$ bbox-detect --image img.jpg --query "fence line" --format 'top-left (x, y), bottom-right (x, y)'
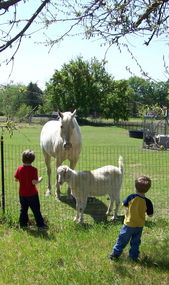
top-left (1, 142), bottom-right (169, 223)
top-left (0, 136), bottom-right (5, 214)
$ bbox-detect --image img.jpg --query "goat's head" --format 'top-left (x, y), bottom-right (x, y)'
top-left (57, 165), bottom-right (69, 185)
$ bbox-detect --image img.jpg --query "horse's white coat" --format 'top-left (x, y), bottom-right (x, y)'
top-left (40, 110), bottom-right (82, 199)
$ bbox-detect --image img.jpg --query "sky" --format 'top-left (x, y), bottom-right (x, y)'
top-left (0, 2), bottom-right (169, 90)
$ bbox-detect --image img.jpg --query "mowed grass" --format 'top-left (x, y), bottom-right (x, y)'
top-left (0, 123), bottom-right (169, 284)
top-left (0, 218), bottom-right (169, 285)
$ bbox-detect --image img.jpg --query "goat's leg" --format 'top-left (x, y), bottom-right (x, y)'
top-left (106, 196), bottom-right (114, 216)
top-left (66, 186), bottom-right (72, 200)
top-left (75, 198), bottom-right (87, 223)
top-left (67, 159), bottom-right (78, 201)
top-left (73, 198), bottom-right (80, 222)
top-left (113, 197), bottom-right (120, 220)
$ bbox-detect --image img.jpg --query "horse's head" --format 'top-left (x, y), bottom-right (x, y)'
top-left (58, 110), bottom-right (76, 149)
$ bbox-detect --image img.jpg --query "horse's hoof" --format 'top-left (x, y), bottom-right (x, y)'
top-left (45, 191), bottom-right (51, 197)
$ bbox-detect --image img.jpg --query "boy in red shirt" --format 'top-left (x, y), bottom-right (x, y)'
top-left (14, 149), bottom-right (48, 231)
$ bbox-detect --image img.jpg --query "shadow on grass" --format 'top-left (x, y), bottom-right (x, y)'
top-left (60, 195), bottom-right (124, 225)
top-left (140, 255), bottom-right (169, 272)
top-left (145, 220), bottom-right (156, 228)
top-left (24, 227), bottom-right (51, 239)
top-left (16, 217), bottom-right (58, 240)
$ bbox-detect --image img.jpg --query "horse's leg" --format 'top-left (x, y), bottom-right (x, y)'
top-left (43, 151), bottom-right (51, 196)
top-left (55, 178), bottom-right (61, 201)
top-left (55, 159), bottom-right (63, 201)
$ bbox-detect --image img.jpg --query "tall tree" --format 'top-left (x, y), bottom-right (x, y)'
top-left (102, 80), bottom-right (133, 122)
top-left (128, 77), bottom-right (169, 116)
top-left (43, 57), bottom-right (113, 117)
top-left (25, 82), bottom-right (43, 110)
top-left (43, 57), bottom-right (134, 120)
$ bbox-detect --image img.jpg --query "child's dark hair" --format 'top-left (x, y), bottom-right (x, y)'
top-left (22, 149), bottom-right (35, 164)
top-left (135, 176), bottom-right (151, 193)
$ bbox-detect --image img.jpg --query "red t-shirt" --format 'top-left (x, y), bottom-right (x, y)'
top-left (14, 165), bottom-right (38, 196)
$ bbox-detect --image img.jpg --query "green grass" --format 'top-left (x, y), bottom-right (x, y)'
top-left (0, 219), bottom-right (169, 285)
top-left (1, 123), bottom-right (169, 221)
top-left (0, 123), bottom-right (169, 284)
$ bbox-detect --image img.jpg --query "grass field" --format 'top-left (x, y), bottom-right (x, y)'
top-left (0, 123), bottom-right (169, 284)
top-left (1, 123), bottom-right (169, 222)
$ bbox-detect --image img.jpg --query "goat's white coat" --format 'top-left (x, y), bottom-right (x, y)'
top-left (57, 156), bottom-right (124, 223)
top-left (40, 110), bottom-right (82, 199)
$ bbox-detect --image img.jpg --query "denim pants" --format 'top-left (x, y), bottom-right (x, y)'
top-left (19, 194), bottom-right (45, 227)
top-left (113, 225), bottom-right (143, 260)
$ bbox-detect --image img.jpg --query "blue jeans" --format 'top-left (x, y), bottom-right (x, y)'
top-left (19, 194), bottom-right (45, 227)
top-left (113, 225), bottom-right (143, 260)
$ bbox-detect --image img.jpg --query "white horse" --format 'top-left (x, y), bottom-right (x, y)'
top-left (40, 110), bottom-right (82, 200)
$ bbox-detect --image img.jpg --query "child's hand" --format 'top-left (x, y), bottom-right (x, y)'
top-left (38, 177), bottom-right (43, 183)
top-left (32, 177), bottom-right (43, 185)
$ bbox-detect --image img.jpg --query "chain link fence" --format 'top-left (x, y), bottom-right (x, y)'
top-left (1, 139), bottom-right (169, 224)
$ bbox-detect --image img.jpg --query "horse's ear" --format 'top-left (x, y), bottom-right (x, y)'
top-left (58, 110), bottom-right (63, 119)
top-left (72, 109), bottom-right (76, 118)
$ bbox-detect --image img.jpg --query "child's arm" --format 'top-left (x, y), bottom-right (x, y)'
top-left (32, 177), bottom-right (43, 185)
top-left (146, 198), bottom-right (154, 217)
top-left (14, 169), bottom-right (19, 182)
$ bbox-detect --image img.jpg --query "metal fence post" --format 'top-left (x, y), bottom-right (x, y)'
top-left (1, 135), bottom-right (5, 213)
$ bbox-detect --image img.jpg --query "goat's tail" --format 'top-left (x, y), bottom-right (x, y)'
top-left (118, 155), bottom-right (124, 174)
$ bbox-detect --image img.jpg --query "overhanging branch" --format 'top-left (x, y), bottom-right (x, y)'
top-left (0, 0), bottom-right (22, 10)
top-left (134, 0), bottom-right (168, 28)
top-left (0, 0), bottom-right (50, 52)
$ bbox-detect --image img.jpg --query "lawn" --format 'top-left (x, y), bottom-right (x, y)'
top-left (0, 218), bottom-right (169, 284)
top-left (0, 123), bottom-right (169, 284)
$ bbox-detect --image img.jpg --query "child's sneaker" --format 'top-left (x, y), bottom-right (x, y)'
top-left (108, 253), bottom-right (119, 260)
top-left (38, 224), bottom-right (48, 231)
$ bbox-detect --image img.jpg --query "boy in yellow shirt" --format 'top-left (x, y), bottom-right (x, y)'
top-left (109, 176), bottom-right (154, 261)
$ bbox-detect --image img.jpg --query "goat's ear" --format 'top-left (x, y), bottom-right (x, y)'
top-left (63, 166), bottom-right (69, 173)
top-left (63, 166), bottom-right (69, 179)
top-left (58, 110), bottom-right (63, 119)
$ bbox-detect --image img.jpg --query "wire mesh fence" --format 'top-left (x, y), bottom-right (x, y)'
top-left (0, 141), bottom-right (169, 224)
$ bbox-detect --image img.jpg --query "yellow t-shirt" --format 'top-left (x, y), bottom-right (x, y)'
top-left (123, 194), bottom-right (153, 227)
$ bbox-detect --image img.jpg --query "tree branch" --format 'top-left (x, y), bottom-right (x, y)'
top-left (134, 0), bottom-right (168, 28)
top-left (0, 0), bottom-right (22, 10)
top-left (0, 0), bottom-right (50, 52)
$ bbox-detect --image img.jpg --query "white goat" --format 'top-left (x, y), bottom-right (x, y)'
top-left (57, 156), bottom-right (124, 223)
